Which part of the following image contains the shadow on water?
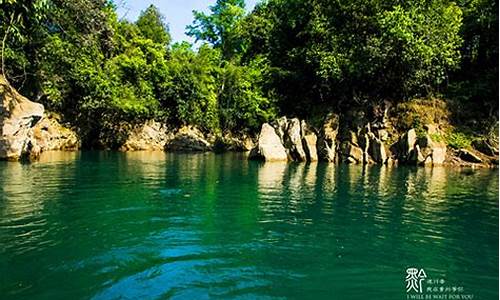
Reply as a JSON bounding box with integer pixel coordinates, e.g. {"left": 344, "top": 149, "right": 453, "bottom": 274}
{"left": 0, "top": 152, "right": 498, "bottom": 299}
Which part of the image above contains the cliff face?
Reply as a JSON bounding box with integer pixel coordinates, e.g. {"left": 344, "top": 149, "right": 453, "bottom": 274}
{"left": 0, "top": 75, "right": 44, "bottom": 161}
{"left": 32, "top": 114, "right": 80, "bottom": 152}
{"left": 248, "top": 102, "right": 499, "bottom": 168}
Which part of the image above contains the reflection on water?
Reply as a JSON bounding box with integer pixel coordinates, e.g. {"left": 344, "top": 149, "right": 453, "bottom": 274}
{"left": 0, "top": 152, "right": 498, "bottom": 300}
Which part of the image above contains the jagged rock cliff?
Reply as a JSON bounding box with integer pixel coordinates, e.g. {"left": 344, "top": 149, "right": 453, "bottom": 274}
{"left": 248, "top": 123, "right": 288, "bottom": 161}
{"left": 249, "top": 108, "right": 498, "bottom": 167}
{"left": 165, "top": 126, "right": 213, "bottom": 152}
{"left": 0, "top": 75, "right": 44, "bottom": 160}
{"left": 32, "top": 114, "right": 80, "bottom": 152}
{"left": 119, "top": 120, "right": 171, "bottom": 151}
{"left": 249, "top": 117, "right": 318, "bottom": 162}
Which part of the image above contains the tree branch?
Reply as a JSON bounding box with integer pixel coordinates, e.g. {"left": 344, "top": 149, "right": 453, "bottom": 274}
{"left": 1, "top": 12, "right": 15, "bottom": 83}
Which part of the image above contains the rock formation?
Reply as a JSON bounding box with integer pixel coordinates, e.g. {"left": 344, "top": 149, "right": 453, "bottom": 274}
{"left": 165, "top": 126, "right": 212, "bottom": 152}
{"left": 221, "top": 133, "right": 255, "bottom": 152}
{"left": 368, "top": 133, "right": 387, "bottom": 163}
{"left": 0, "top": 75, "right": 44, "bottom": 160}
{"left": 247, "top": 111, "right": 497, "bottom": 167}
{"left": 32, "top": 114, "right": 80, "bottom": 151}
{"left": 317, "top": 113, "right": 338, "bottom": 162}
{"left": 393, "top": 125, "right": 447, "bottom": 166}
{"left": 248, "top": 123, "right": 288, "bottom": 161}
{"left": 250, "top": 118, "right": 319, "bottom": 162}
{"left": 339, "top": 141, "right": 364, "bottom": 164}
{"left": 119, "top": 120, "right": 171, "bottom": 151}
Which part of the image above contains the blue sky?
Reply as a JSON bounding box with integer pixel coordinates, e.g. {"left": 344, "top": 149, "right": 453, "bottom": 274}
{"left": 115, "top": 0, "right": 259, "bottom": 44}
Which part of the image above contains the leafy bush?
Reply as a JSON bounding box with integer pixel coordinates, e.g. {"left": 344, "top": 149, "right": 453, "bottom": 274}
{"left": 446, "top": 131, "right": 474, "bottom": 149}
{"left": 393, "top": 98, "right": 451, "bottom": 133}
{"left": 218, "top": 57, "right": 277, "bottom": 132}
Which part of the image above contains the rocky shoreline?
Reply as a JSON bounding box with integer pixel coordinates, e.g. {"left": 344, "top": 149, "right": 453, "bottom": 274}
{"left": 1, "top": 75, "right": 498, "bottom": 167}
{"left": 249, "top": 115, "right": 498, "bottom": 168}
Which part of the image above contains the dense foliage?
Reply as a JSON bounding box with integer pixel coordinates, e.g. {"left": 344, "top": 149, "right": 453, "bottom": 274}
{"left": 0, "top": 0, "right": 497, "bottom": 146}
{"left": 448, "top": 0, "right": 498, "bottom": 127}
{"left": 241, "top": 0, "right": 464, "bottom": 115}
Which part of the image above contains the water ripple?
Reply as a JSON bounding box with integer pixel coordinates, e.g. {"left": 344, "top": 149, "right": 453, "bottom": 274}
{"left": 0, "top": 153, "right": 497, "bottom": 300}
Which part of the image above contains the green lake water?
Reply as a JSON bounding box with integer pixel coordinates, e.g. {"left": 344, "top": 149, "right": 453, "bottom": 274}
{"left": 0, "top": 151, "right": 498, "bottom": 299}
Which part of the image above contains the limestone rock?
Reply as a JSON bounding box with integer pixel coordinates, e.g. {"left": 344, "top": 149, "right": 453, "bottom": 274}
{"left": 348, "top": 130, "right": 359, "bottom": 146}
{"left": 120, "top": 120, "right": 170, "bottom": 151}
{"left": 302, "top": 133, "right": 318, "bottom": 162}
{"left": 249, "top": 123, "right": 288, "bottom": 161}
{"left": 378, "top": 129, "right": 389, "bottom": 141}
{"left": 284, "top": 118, "right": 307, "bottom": 161}
{"left": 415, "top": 134, "right": 447, "bottom": 166}
{"left": 410, "top": 144, "right": 426, "bottom": 164}
{"left": 272, "top": 116, "right": 288, "bottom": 142}
{"left": 165, "top": 126, "right": 212, "bottom": 152}
{"left": 318, "top": 139, "right": 336, "bottom": 162}
{"left": 359, "top": 133, "right": 370, "bottom": 163}
{"left": 369, "top": 135, "right": 387, "bottom": 164}
{"left": 400, "top": 129, "right": 417, "bottom": 160}
{"left": 268, "top": 117, "right": 319, "bottom": 162}
{"left": 340, "top": 141, "right": 364, "bottom": 164}
{"left": 317, "top": 113, "right": 339, "bottom": 162}
{"left": 0, "top": 75, "right": 44, "bottom": 160}
{"left": 32, "top": 114, "right": 80, "bottom": 151}
{"left": 393, "top": 128, "right": 419, "bottom": 164}
{"left": 299, "top": 120, "right": 317, "bottom": 162}
{"left": 222, "top": 133, "right": 255, "bottom": 152}
{"left": 429, "top": 144, "right": 446, "bottom": 165}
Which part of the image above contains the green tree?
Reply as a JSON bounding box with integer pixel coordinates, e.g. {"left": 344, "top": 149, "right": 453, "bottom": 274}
{"left": 242, "top": 0, "right": 463, "bottom": 115}
{"left": 159, "top": 43, "right": 220, "bottom": 131}
{"left": 136, "top": 5, "right": 171, "bottom": 46}
{"left": 448, "top": 0, "right": 498, "bottom": 124}
{"left": 0, "top": 0, "right": 49, "bottom": 79}
{"left": 187, "top": 0, "right": 246, "bottom": 60}
{"left": 218, "top": 57, "right": 277, "bottom": 131}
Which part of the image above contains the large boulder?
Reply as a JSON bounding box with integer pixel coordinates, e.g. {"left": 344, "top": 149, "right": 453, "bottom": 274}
{"left": 339, "top": 141, "right": 364, "bottom": 164}
{"left": 120, "top": 120, "right": 171, "bottom": 151}
{"left": 301, "top": 121, "right": 318, "bottom": 162}
{"left": 272, "top": 116, "right": 288, "bottom": 143}
{"left": 368, "top": 133, "right": 387, "bottom": 164}
{"left": 427, "top": 143, "right": 446, "bottom": 165}
{"left": 398, "top": 129, "right": 417, "bottom": 161}
{"left": 0, "top": 75, "right": 44, "bottom": 160}
{"left": 32, "top": 114, "right": 80, "bottom": 151}
{"left": 302, "top": 133, "right": 318, "bottom": 161}
{"left": 394, "top": 125, "right": 448, "bottom": 166}
{"left": 317, "top": 113, "right": 339, "bottom": 162}
{"left": 249, "top": 123, "right": 288, "bottom": 161}
{"left": 165, "top": 126, "right": 212, "bottom": 152}
{"left": 268, "top": 117, "right": 319, "bottom": 162}
{"left": 409, "top": 144, "right": 426, "bottom": 164}
{"left": 418, "top": 134, "right": 447, "bottom": 165}
{"left": 395, "top": 127, "right": 447, "bottom": 166}
{"left": 283, "top": 118, "right": 307, "bottom": 161}
{"left": 221, "top": 133, "right": 255, "bottom": 152}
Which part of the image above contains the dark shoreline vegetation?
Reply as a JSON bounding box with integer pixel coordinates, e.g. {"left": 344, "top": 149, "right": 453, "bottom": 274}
{"left": 0, "top": 0, "right": 498, "bottom": 165}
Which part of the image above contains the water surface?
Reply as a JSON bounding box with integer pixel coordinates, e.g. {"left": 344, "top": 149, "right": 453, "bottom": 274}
{"left": 0, "top": 151, "right": 498, "bottom": 299}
